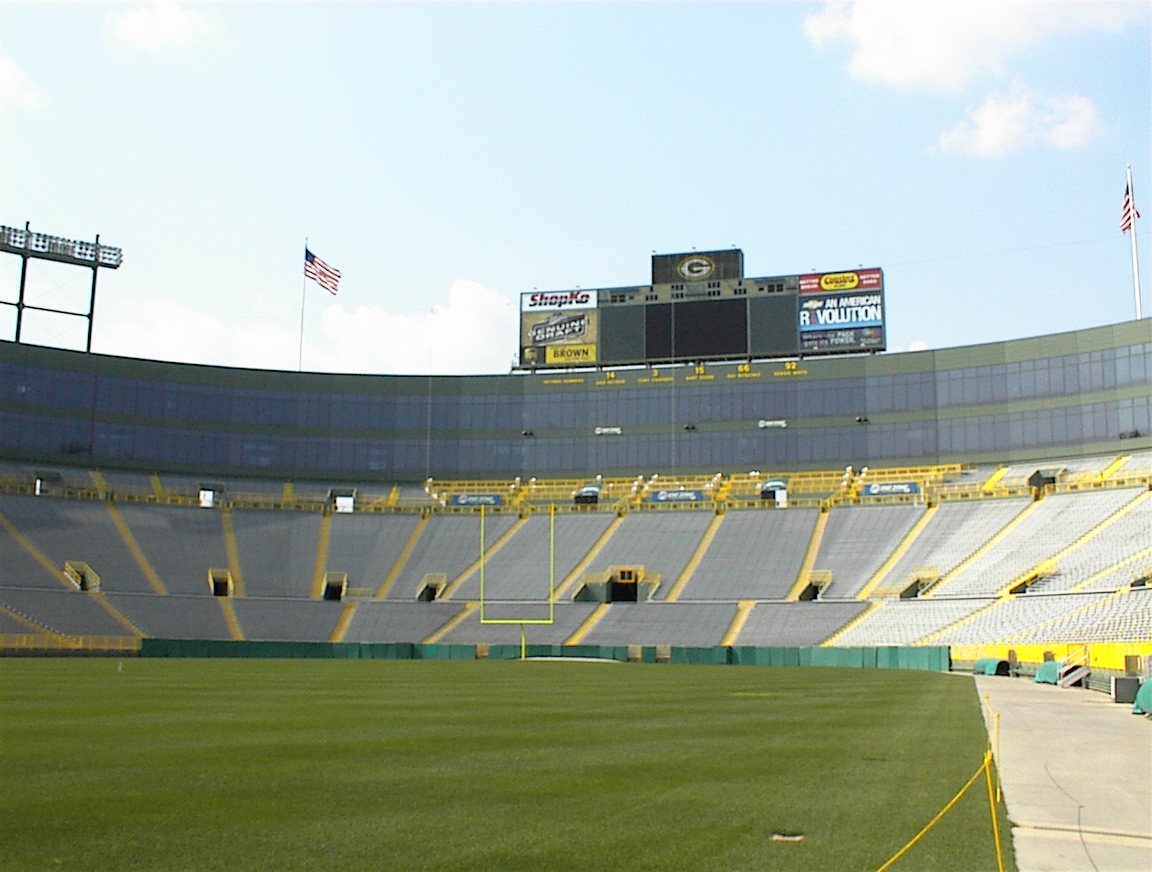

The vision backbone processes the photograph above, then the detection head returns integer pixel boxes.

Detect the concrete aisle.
[975,675,1152,872]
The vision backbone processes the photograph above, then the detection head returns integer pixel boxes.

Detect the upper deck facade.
[1,320,1148,481]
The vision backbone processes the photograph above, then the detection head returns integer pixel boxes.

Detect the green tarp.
[973,658,1009,675]
[1034,660,1061,684]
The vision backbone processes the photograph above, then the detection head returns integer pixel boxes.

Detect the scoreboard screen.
[518,250,885,369]
[644,299,748,361]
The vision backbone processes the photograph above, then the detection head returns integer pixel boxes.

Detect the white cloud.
[936,81,1101,157]
[907,340,929,352]
[316,280,519,375]
[104,0,222,54]
[0,56,42,110]
[95,279,519,375]
[804,0,1135,93]
[1039,93,1101,150]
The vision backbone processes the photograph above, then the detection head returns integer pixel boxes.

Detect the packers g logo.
[677,255,715,281]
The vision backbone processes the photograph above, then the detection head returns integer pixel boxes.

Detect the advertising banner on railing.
[647,489,706,503]
[861,482,920,496]
[448,494,505,506]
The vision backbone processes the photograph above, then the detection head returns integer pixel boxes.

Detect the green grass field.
[1,660,1014,872]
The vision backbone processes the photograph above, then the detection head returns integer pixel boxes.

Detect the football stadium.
[2,244,1151,871]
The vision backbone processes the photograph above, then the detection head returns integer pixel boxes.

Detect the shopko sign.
[521,290,598,311]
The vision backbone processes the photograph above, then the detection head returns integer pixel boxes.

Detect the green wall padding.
[139,639,951,672]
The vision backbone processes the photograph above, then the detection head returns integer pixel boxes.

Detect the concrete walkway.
[975,675,1151,872]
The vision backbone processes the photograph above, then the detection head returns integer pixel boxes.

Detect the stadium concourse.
[976,675,1152,872]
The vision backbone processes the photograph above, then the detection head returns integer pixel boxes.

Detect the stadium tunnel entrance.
[574,567,659,602]
[416,574,447,601]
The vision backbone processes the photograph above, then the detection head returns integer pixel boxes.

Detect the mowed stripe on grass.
[0,660,1014,872]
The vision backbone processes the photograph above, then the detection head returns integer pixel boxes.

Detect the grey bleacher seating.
[0,607,35,634]
[28,466,95,489]
[282,480,335,499]
[0,460,30,480]
[736,601,869,646]
[114,503,229,595]
[229,510,324,597]
[929,591,1111,645]
[576,598,737,645]
[1026,491,1152,593]
[877,498,1031,595]
[831,598,992,646]
[0,494,156,593]
[326,513,422,593]
[937,488,1146,597]
[395,484,438,505]
[813,504,924,599]
[390,512,518,600]
[230,598,345,642]
[584,511,715,600]
[96,470,156,491]
[677,508,820,601]
[0,497,68,590]
[450,512,616,604]
[105,592,233,640]
[342,601,469,644]
[1120,451,1152,477]
[1,450,1147,649]
[435,602,600,646]
[1007,588,1152,644]
[0,587,135,637]
[579,602,736,647]
[151,473,211,496]
[952,465,1002,488]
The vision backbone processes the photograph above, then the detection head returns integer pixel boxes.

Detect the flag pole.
[299,238,308,371]
[1126,166,1143,320]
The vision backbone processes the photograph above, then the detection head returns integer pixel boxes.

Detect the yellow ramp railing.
[663,512,724,602]
[786,511,829,601]
[0,633,140,653]
[220,509,246,597]
[553,514,625,602]
[375,515,429,600]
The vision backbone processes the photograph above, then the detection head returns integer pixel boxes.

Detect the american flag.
[304,248,341,294]
[1121,184,1139,234]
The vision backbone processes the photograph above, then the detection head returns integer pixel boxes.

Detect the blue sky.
[1,0,1149,374]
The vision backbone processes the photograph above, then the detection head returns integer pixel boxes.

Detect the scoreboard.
[518,249,885,370]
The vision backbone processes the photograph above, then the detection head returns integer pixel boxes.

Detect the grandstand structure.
[1,318,1150,684]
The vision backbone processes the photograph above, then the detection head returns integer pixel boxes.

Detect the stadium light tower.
[0,222,123,352]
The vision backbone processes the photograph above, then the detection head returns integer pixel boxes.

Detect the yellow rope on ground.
[875,750,1001,872]
[984,750,1006,872]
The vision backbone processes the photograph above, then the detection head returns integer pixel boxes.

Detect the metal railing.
[0,633,140,653]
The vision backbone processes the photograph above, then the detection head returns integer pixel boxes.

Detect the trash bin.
[1111,676,1140,704]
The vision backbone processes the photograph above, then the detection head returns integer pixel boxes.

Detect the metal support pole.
[86,235,101,353]
[13,221,30,342]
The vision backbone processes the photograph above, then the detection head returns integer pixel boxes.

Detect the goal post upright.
[479,504,556,659]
